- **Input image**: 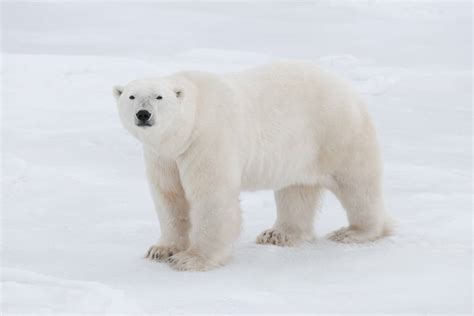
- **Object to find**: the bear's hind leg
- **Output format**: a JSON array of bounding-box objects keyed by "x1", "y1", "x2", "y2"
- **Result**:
[
  {"x1": 327, "y1": 174, "x2": 392, "y2": 243},
  {"x1": 257, "y1": 185, "x2": 322, "y2": 246}
]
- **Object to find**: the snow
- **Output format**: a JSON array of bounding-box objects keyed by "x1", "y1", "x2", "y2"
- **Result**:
[{"x1": 1, "y1": 1, "x2": 472, "y2": 314}]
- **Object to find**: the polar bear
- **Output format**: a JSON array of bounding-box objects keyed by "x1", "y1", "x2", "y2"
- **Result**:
[{"x1": 113, "y1": 61, "x2": 392, "y2": 271}]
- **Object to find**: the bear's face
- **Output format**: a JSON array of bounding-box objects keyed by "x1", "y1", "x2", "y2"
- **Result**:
[{"x1": 113, "y1": 78, "x2": 196, "y2": 155}]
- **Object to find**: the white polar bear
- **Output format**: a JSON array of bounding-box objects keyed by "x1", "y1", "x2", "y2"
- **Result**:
[{"x1": 113, "y1": 61, "x2": 392, "y2": 271}]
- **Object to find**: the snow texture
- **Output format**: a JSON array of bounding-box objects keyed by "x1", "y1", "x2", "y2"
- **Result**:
[{"x1": 1, "y1": 1, "x2": 472, "y2": 314}]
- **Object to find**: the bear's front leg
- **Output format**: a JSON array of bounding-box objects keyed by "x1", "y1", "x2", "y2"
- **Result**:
[
  {"x1": 168, "y1": 152, "x2": 241, "y2": 271},
  {"x1": 166, "y1": 191, "x2": 241, "y2": 271},
  {"x1": 144, "y1": 150, "x2": 190, "y2": 261}
]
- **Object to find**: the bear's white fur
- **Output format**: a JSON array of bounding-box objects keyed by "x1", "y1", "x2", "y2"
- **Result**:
[{"x1": 113, "y1": 61, "x2": 392, "y2": 271}]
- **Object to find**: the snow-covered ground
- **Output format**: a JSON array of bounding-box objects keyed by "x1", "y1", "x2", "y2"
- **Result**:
[{"x1": 1, "y1": 1, "x2": 472, "y2": 314}]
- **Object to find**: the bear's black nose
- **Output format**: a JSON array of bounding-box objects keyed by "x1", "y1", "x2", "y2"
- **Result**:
[{"x1": 136, "y1": 110, "x2": 152, "y2": 123}]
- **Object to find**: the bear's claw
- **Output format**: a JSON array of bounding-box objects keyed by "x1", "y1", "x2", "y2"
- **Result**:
[
  {"x1": 145, "y1": 245, "x2": 181, "y2": 261},
  {"x1": 256, "y1": 229, "x2": 298, "y2": 246}
]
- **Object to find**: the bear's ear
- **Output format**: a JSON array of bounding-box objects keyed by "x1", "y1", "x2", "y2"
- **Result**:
[
  {"x1": 113, "y1": 85, "x2": 124, "y2": 100},
  {"x1": 174, "y1": 88, "x2": 184, "y2": 99}
]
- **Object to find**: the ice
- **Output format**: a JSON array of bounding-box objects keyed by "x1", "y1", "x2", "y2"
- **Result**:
[
  {"x1": 2, "y1": 268, "x2": 140, "y2": 313},
  {"x1": 1, "y1": 1, "x2": 471, "y2": 313}
]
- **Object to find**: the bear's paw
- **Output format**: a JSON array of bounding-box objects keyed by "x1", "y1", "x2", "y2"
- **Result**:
[
  {"x1": 256, "y1": 229, "x2": 301, "y2": 247},
  {"x1": 166, "y1": 251, "x2": 220, "y2": 271},
  {"x1": 145, "y1": 245, "x2": 181, "y2": 261},
  {"x1": 327, "y1": 226, "x2": 382, "y2": 243}
]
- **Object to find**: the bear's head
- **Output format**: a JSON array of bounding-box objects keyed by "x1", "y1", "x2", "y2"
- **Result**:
[{"x1": 113, "y1": 77, "x2": 197, "y2": 157}]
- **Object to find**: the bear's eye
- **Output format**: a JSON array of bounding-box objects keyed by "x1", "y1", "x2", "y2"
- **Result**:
[
  {"x1": 156, "y1": 95, "x2": 163, "y2": 100},
  {"x1": 129, "y1": 95, "x2": 135, "y2": 100}
]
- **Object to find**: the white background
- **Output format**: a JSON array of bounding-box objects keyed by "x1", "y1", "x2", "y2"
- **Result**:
[{"x1": 2, "y1": 1, "x2": 472, "y2": 313}]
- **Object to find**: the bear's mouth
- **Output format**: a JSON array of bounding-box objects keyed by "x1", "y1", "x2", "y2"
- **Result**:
[{"x1": 136, "y1": 121, "x2": 153, "y2": 128}]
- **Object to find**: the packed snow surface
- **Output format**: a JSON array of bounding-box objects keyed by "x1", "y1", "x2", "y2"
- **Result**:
[{"x1": 1, "y1": 1, "x2": 472, "y2": 314}]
